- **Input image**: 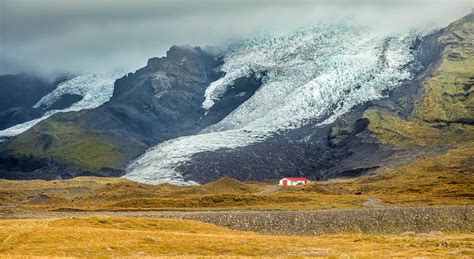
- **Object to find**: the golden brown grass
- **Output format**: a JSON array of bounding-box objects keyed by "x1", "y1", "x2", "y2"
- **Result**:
[
  {"x1": 0, "y1": 217, "x2": 472, "y2": 257},
  {"x1": 351, "y1": 145, "x2": 474, "y2": 195},
  {"x1": 0, "y1": 15, "x2": 473, "y2": 258},
  {"x1": 0, "y1": 144, "x2": 472, "y2": 212},
  {"x1": 1, "y1": 15, "x2": 472, "y2": 214}
]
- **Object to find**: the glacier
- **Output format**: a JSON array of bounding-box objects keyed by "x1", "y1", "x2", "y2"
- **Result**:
[
  {"x1": 124, "y1": 23, "x2": 424, "y2": 185},
  {"x1": 0, "y1": 70, "x2": 124, "y2": 139}
]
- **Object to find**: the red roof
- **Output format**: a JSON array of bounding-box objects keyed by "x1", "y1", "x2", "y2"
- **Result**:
[{"x1": 284, "y1": 177, "x2": 310, "y2": 181}]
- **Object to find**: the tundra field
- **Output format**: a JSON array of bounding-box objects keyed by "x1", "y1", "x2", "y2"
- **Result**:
[
  {"x1": 0, "y1": 149, "x2": 473, "y2": 257},
  {"x1": 1, "y1": 144, "x2": 473, "y2": 212},
  {"x1": 0, "y1": 2, "x2": 473, "y2": 258},
  {"x1": 0, "y1": 217, "x2": 472, "y2": 257}
]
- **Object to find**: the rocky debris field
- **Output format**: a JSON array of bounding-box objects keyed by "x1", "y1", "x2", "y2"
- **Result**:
[{"x1": 1, "y1": 205, "x2": 472, "y2": 235}]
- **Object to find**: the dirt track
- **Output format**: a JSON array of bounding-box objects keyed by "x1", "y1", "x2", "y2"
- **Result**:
[{"x1": 1, "y1": 205, "x2": 472, "y2": 235}]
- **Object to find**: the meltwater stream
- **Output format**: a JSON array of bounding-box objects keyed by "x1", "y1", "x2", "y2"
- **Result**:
[{"x1": 124, "y1": 23, "x2": 423, "y2": 185}]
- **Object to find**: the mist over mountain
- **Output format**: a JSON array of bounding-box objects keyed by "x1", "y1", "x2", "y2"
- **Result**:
[
  {"x1": 0, "y1": 0, "x2": 471, "y2": 76},
  {"x1": 0, "y1": 0, "x2": 472, "y2": 185},
  {"x1": 0, "y1": 10, "x2": 471, "y2": 184},
  {"x1": 0, "y1": 2, "x2": 473, "y2": 257}
]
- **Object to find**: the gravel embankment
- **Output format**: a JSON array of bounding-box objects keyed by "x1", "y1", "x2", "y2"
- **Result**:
[
  {"x1": 1, "y1": 206, "x2": 472, "y2": 235},
  {"x1": 161, "y1": 206, "x2": 474, "y2": 235}
]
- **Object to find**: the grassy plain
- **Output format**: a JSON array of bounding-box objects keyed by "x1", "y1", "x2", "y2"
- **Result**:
[
  {"x1": 1, "y1": 143, "x2": 472, "y2": 212},
  {"x1": 0, "y1": 217, "x2": 472, "y2": 257},
  {"x1": 0, "y1": 145, "x2": 471, "y2": 257},
  {"x1": 0, "y1": 14, "x2": 472, "y2": 257}
]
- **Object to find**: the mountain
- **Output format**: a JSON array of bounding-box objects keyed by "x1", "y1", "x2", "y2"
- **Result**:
[
  {"x1": 0, "y1": 71, "x2": 125, "y2": 140},
  {"x1": 125, "y1": 14, "x2": 473, "y2": 184},
  {"x1": 0, "y1": 74, "x2": 72, "y2": 130},
  {"x1": 0, "y1": 46, "x2": 263, "y2": 179},
  {"x1": 0, "y1": 14, "x2": 472, "y2": 183}
]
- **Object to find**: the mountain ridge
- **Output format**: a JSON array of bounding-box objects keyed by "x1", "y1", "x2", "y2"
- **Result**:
[
  {"x1": 0, "y1": 13, "x2": 472, "y2": 183},
  {"x1": 0, "y1": 74, "x2": 73, "y2": 130}
]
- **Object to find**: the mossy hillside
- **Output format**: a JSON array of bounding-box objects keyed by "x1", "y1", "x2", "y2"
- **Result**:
[
  {"x1": 1, "y1": 148, "x2": 472, "y2": 212},
  {"x1": 349, "y1": 144, "x2": 474, "y2": 197},
  {"x1": 364, "y1": 109, "x2": 474, "y2": 147},
  {"x1": 413, "y1": 17, "x2": 474, "y2": 123},
  {"x1": 365, "y1": 14, "x2": 473, "y2": 147},
  {"x1": 7, "y1": 113, "x2": 139, "y2": 171}
]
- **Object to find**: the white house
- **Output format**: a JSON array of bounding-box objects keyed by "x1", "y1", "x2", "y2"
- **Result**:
[{"x1": 279, "y1": 177, "x2": 310, "y2": 186}]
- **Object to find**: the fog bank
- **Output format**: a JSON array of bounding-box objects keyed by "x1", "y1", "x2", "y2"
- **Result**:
[{"x1": 0, "y1": 0, "x2": 471, "y2": 76}]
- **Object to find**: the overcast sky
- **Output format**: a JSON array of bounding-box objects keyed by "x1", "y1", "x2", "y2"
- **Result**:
[{"x1": 0, "y1": 0, "x2": 471, "y2": 76}]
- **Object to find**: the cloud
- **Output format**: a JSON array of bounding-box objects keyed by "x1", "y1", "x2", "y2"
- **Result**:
[{"x1": 0, "y1": 0, "x2": 471, "y2": 76}]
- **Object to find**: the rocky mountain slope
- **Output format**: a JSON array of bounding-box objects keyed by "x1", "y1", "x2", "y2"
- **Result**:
[
  {"x1": 0, "y1": 13, "x2": 472, "y2": 183},
  {"x1": 0, "y1": 74, "x2": 72, "y2": 130},
  {"x1": 0, "y1": 46, "x2": 263, "y2": 179},
  {"x1": 0, "y1": 71, "x2": 125, "y2": 140},
  {"x1": 128, "y1": 13, "x2": 473, "y2": 184}
]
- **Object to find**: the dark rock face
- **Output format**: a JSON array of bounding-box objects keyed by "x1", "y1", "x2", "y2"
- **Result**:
[
  {"x1": 0, "y1": 74, "x2": 53, "y2": 111},
  {"x1": 0, "y1": 13, "x2": 467, "y2": 183},
  {"x1": 329, "y1": 116, "x2": 369, "y2": 147},
  {"x1": 0, "y1": 154, "x2": 123, "y2": 180},
  {"x1": 78, "y1": 46, "x2": 264, "y2": 147},
  {"x1": 0, "y1": 74, "x2": 69, "y2": 129},
  {"x1": 42, "y1": 94, "x2": 83, "y2": 111},
  {"x1": 200, "y1": 73, "x2": 264, "y2": 127},
  {"x1": 177, "y1": 116, "x2": 396, "y2": 183},
  {"x1": 0, "y1": 108, "x2": 42, "y2": 130},
  {"x1": 0, "y1": 46, "x2": 265, "y2": 180},
  {"x1": 176, "y1": 28, "x2": 446, "y2": 183},
  {"x1": 80, "y1": 46, "x2": 224, "y2": 144}
]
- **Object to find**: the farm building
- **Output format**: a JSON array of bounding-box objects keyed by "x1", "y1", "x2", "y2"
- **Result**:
[{"x1": 279, "y1": 177, "x2": 310, "y2": 186}]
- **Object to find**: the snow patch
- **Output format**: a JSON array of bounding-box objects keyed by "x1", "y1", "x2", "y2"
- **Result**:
[
  {"x1": 125, "y1": 23, "x2": 422, "y2": 185},
  {"x1": 0, "y1": 70, "x2": 124, "y2": 139}
]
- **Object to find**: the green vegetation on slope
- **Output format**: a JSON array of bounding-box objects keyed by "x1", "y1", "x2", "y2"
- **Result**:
[
  {"x1": 0, "y1": 147, "x2": 472, "y2": 212},
  {"x1": 414, "y1": 15, "x2": 474, "y2": 123},
  {"x1": 364, "y1": 109, "x2": 473, "y2": 147},
  {"x1": 6, "y1": 112, "x2": 139, "y2": 171},
  {"x1": 347, "y1": 144, "x2": 474, "y2": 198},
  {"x1": 365, "y1": 14, "x2": 473, "y2": 148}
]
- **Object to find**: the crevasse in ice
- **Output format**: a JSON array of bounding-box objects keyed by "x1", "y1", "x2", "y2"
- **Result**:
[{"x1": 124, "y1": 23, "x2": 422, "y2": 185}]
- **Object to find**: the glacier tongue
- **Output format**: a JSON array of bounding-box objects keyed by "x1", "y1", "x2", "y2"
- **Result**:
[
  {"x1": 0, "y1": 70, "x2": 124, "y2": 138},
  {"x1": 124, "y1": 23, "x2": 422, "y2": 185}
]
